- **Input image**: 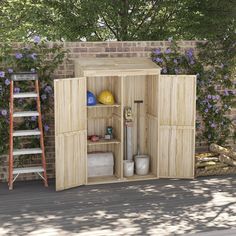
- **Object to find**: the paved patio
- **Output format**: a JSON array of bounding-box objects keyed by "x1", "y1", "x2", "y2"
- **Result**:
[{"x1": 0, "y1": 176, "x2": 236, "y2": 236}]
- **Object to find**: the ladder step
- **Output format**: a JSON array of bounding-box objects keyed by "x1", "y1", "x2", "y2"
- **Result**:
[
  {"x1": 11, "y1": 73, "x2": 38, "y2": 81},
  {"x1": 13, "y1": 130, "x2": 41, "y2": 137},
  {"x1": 13, "y1": 148, "x2": 42, "y2": 156},
  {"x1": 13, "y1": 166, "x2": 44, "y2": 174},
  {"x1": 13, "y1": 111, "x2": 39, "y2": 117},
  {"x1": 13, "y1": 92, "x2": 38, "y2": 98}
]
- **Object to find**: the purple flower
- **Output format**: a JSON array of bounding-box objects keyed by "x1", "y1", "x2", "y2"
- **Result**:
[
  {"x1": 31, "y1": 116, "x2": 37, "y2": 121},
  {"x1": 204, "y1": 108, "x2": 209, "y2": 113},
  {"x1": 1, "y1": 109, "x2": 7, "y2": 116},
  {"x1": 208, "y1": 104, "x2": 212, "y2": 109},
  {"x1": 0, "y1": 71, "x2": 5, "y2": 78},
  {"x1": 14, "y1": 87, "x2": 20, "y2": 93},
  {"x1": 207, "y1": 95, "x2": 212, "y2": 99},
  {"x1": 211, "y1": 123, "x2": 216, "y2": 128},
  {"x1": 161, "y1": 68, "x2": 167, "y2": 74},
  {"x1": 232, "y1": 91, "x2": 236, "y2": 95},
  {"x1": 15, "y1": 53, "x2": 23, "y2": 59},
  {"x1": 224, "y1": 90, "x2": 229, "y2": 96},
  {"x1": 215, "y1": 95, "x2": 220, "y2": 100},
  {"x1": 165, "y1": 48, "x2": 171, "y2": 54},
  {"x1": 155, "y1": 57, "x2": 163, "y2": 63},
  {"x1": 186, "y1": 48, "x2": 194, "y2": 58},
  {"x1": 190, "y1": 60, "x2": 195, "y2": 65},
  {"x1": 44, "y1": 124, "x2": 49, "y2": 132},
  {"x1": 153, "y1": 48, "x2": 161, "y2": 55},
  {"x1": 33, "y1": 35, "x2": 41, "y2": 44},
  {"x1": 31, "y1": 68, "x2": 36, "y2": 73},
  {"x1": 44, "y1": 85, "x2": 52, "y2": 94},
  {"x1": 173, "y1": 59, "x2": 178, "y2": 64},
  {"x1": 41, "y1": 94, "x2": 47, "y2": 100},
  {"x1": 212, "y1": 95, "x2": 216, "y2": 100},
  {"x1": 8, "y1": 68, "x2": 13, "y2": 73},
  {"x1": 224, "y1": 75, "x2": 229, "y2": 80},
  {"x1": 5, "y1": 79, "x2": 10, "y2": 86},
  {"x1": 174, "y1": 68, "x2": 179, "y2": 74},
  {"x1": 30, "y1": 53, "x2": 37, "y2": 60}
]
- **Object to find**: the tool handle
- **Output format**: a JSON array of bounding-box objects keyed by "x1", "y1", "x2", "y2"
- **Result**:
[{"x1": 135, "y1": 100, "x2": 143, "y2": 155}]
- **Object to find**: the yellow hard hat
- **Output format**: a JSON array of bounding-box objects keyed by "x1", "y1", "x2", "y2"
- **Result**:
[{"x1": 98, "y1": 90, "x2": 115, "y2": 105}]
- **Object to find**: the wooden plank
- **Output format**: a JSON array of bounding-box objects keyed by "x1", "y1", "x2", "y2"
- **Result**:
[
  {"x1": 159, "y1": 75, "x2": 177, "y2": 125},
  {"x1": 56, "y1": 131, "x2": 87, "y2": 191},
  {"x1": 74, "y1": 58, "x2": 161, "y2": 77},
  {"x1": 54, "y1": 77, "x2": 86, "y2": 135},
  {"x1": 177, "y1": 75, "x2": 196, "y2": 126}
]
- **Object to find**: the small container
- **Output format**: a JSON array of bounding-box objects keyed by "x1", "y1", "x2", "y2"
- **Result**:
[
  {"x1": 124, "y1": 160, "x2": 134, "y2": 177},
  {"x1": 106, "y1": 126, "x2": 113, "y2": 139},
  {"x1": 135, "y1": 155, "x2": 150, "y2": 175}
]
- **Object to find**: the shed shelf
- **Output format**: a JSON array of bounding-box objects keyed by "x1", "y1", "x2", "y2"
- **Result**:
[
  {"x1": 87, "y1": 139, "x2": 121, "y2": 146},
  {"x1": 87, "y1": 104, "x2": 121, "y2": 109}
]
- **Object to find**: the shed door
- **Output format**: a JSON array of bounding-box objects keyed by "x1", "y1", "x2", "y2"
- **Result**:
[
  {"x1": 159, "y1": 75, "x2": 196, "y2": 178},
  {"x1": 54, "y1": 77, "x2": 87, "y2": 191}
]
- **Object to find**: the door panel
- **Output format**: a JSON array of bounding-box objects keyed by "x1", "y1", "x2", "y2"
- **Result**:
[
  {"x1": 54, "y1": 77, "x2": 86, "y2": 135},
  {"x1": 54, "y1": 77, "x2": 87, "y2": 190},
  {"x1": 177, "y1": 76, "x2": 196, "y2": 126},
  {"x1": 55, "y1": 131, "x2": 87, "y2": 191},
  {"x1": 159, "y1": 76, "x2": 177, "y2": 125},
  {"x1": 159, "y1": 75, "x2": 196, "y2": 179}
]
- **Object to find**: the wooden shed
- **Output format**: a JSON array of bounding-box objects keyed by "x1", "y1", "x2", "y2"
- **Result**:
[{"x1": 54, "y1": 58, "x2": 196, "y2": 191}]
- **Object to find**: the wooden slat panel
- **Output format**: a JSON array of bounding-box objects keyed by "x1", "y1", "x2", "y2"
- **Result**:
[
  {"x1": 159, "y1": 127, "x2": 194, "y2": 178},
  {"x1": 147, "y1": 75, "x2": 159, "y2": 117},
  {"x1": 159, "y1": 75, "x2": 196, "y2": 179},
  {"x1": 74, "y1": 58, "x2": 160, "y2": 77},
  {"x1": 177, "y1": 75, "x2": 196, "y2": 126},
  {"x1": 54, "y1": 77, "x2": 86, "y2": 135},
  {"x1": 159, "y1": 126, "x2": 175, "y2": 177},
  {"x1": 123, "y1": 75, "x2": 147, "y2": 154},
  {"x1": 175, "y1": 128, "x2": 195, "y2": 178},
  {"x1": 147, "y1": 114, "x2": 158, "y2": 176},
  {"x1": 159, "y1": 76, "x2": 177, "y2": 125},
  {"x1": 56, "y1": 131, "x2": 87, "y2": 191}
]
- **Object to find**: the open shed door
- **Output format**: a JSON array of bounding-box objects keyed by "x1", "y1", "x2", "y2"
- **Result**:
[
  {"x1": 54, "y1": 77, "x2": 87, "y2": 191},
  {"x1": 158, "y1": 75, "x2": 196, "y2": 178}
]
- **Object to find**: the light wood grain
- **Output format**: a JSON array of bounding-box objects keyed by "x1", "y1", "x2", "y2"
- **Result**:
[
  {"x1": 74, "y1": 58, "x2": 160, "y2": 77},
  {"x1": 56, "y1": 131, "x2": 87, "y2": 191},
  {"x1": 158, "y1": 75, "x2": 196, "y2": 179},
  {"x1": 54, "y1": 77, "x2": 86, "y2": 135}
]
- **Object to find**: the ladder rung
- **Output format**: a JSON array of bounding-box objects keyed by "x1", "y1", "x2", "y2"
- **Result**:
[
  {"x1": 13, "y1": 92, "x2": 38, "y2": 98},
  {"x1": 13, "y1": 148, "x2": 42, "y2": 156},
  {"x1": 13, "y1": 166, "x2": 44, "y2": 174},
  {"x1": 11, "y1": 73, "x2": 38, "y2": 81},
  {"x1": 13, "y1": 111, "x2": 39, "y2": 117},
  {"x1": 13, "y1": 130, "x2": 41, "y2": 137}
]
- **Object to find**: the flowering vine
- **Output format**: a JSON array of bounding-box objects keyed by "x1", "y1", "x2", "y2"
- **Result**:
[
  {"x1": 152, "y1": 36, "x2": 236, "y2": 146},
  {"x1": 0, "y1": 36, "x2": 67, "y2": 154}
]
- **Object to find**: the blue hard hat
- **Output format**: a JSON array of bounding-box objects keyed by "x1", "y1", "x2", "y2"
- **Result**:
[{"x1": 87, "y1": 91, "x2": 97, "y2": 106}]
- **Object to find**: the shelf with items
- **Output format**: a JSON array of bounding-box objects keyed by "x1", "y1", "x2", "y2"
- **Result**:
[
  {"x1": 87, "y1": 138, "x2": 121, "y2": 146},
  {"x1": 87, "y1": 103, "x2": 121, "y2": 109}
]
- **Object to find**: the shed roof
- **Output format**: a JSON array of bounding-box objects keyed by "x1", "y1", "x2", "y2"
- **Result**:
[{"x1": 74, "y1": 58, "x2": 160, "y2": 77}]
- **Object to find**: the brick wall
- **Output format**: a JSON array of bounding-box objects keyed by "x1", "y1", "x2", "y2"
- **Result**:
[{"x1": 0, "y1": 41, "x2": 235, "y2": 183}]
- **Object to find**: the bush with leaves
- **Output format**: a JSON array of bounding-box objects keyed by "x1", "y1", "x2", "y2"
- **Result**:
[
  {"x1": 0, "y1": 36, "x2": 67, "y2": 154},
  {"x1": 152, "y1": 37, "x2": 236, "y2": 146}
]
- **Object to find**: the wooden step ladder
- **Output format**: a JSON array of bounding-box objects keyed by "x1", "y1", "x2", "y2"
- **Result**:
[{"x1": 9, "y1": 72, "x2": 48, "y2": 190}]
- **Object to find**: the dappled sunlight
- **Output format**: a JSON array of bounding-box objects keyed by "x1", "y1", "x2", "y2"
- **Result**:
[{"x1": 0, "y1": 177, "x2": 236, "y2": 235}]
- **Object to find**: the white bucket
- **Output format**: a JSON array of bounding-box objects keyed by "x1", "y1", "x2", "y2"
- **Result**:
[
  {"x1": 135, "y1": 155, "x2": 150, "y2": 175},
  {"x1": 123, "y1": 160, "x2": 134, "y2": 177}
]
